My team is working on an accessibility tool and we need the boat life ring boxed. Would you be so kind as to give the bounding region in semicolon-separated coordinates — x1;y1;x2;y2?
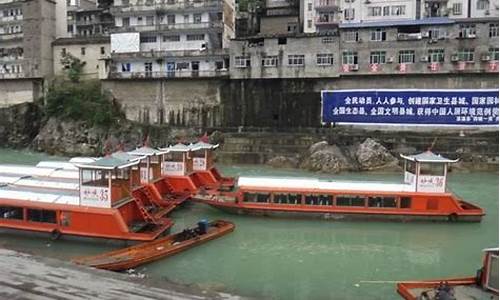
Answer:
50;229;62;241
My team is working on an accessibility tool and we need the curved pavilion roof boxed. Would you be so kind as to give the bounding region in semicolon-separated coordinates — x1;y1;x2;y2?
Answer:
400;151;459;163
128;146;167;156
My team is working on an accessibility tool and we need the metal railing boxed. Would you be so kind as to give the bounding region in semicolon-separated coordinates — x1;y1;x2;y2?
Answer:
111;0;222;14
112;21;222;33
108;69;228;79
0;32;23;41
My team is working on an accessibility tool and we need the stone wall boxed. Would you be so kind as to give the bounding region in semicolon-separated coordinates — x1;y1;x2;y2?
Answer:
0;79;41;108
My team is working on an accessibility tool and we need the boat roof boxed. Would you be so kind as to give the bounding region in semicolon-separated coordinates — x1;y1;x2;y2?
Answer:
69;157;98;164
400;151;459;163
111;151;144;162
128;146;167;156
483;248;499;253
189;142;219;151
74;156;140;170
36;161;78;170
0;165;78;180
0;175;78;191
160;143;191;152
237;177;418;193
0;186;79;205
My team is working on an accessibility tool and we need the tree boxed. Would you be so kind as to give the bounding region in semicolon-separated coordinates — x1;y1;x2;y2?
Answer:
60;52;86;83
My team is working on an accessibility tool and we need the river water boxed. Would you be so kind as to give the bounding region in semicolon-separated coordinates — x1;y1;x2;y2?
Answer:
0;149;497;300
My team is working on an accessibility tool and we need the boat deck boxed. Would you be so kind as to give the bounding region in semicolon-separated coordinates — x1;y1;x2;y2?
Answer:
407;285;498;300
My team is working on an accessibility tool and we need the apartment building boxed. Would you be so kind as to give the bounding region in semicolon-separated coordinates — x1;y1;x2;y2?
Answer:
66;0;114;37
0;0;56;106
260;0;300;35
99;0;235;80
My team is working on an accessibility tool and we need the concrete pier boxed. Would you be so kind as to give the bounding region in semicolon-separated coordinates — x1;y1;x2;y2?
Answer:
0;248;243;300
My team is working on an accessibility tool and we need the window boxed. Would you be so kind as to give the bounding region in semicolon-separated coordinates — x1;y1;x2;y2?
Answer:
187;34;204;41
100;47;105;55
428;49;445;63
429;27;446;39
121;63;131;72
137;16;143;23
486;255;499;291
146;16;154;26
391;5;405;16
67;25;73;33
317;53;334;65
383;6;390;16
234;56;251;68
368;6;382;16
184;14;189;23
144;62;152;75
193;13;202;24
322;37;335;43
307;20;312;28
370;28;386;41
288;55;305;66
490;23;499;37
459;24;476;38
273;193;301;204
336;195;365;206
287;23;298;33
61;48;66;55
308;2;312;11
122;17;130;27
243;193;270;203
344;30;358;42
81;47;85;55
167;14;175;24
370;51;386;64
140;36;157;43
368;196;397;208
305;195;333;205
490;48;499;61
163;35;180;42
457;48;474;62
419;163;445;176
27;209;56;223
278;37;287;45
344;8;355;20
262;55;278;67
0;206;23;220
477;0;489;10
342;51;358;65
452;3;462;16
400;197;412;209
122;0;129;5
399;50;415;63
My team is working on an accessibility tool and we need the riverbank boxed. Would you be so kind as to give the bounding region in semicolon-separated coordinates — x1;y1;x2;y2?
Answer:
0;247;245;300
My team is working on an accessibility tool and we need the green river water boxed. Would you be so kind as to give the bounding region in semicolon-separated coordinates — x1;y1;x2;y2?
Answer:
0;148;498;300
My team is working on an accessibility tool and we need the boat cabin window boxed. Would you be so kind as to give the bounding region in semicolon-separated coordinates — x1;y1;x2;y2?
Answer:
305;195;333;205
243;193;270;203
0;206;23;220
486;254;499;292
368;196;397;208
165;152;183;162
400;197;411;209
27;209;57;224
407;161;416;174
112;169;130;180
81;169;108;187
336;195;365;207
419;163;445;176
273;193;301;204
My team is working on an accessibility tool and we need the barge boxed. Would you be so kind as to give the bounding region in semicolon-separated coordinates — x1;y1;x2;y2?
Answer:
397;248;498;300
194;151;484;222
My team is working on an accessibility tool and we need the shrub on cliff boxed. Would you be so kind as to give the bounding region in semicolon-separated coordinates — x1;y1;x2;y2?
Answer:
44;80;124;128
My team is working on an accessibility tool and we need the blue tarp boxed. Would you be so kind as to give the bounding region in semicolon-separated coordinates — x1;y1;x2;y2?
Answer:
321;89;499;126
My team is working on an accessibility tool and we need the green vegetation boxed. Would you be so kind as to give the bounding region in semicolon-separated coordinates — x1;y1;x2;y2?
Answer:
44;80;124;128
60;52;86;83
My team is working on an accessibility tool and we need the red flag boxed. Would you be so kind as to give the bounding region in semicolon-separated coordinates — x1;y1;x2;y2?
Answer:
200;132;209;143
399;63;407;73
341;64;350;73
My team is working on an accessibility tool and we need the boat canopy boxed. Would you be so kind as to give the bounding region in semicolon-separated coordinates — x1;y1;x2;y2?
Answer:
160;143;191;152
128;146;167;156
74;156;140;170
111;151;145;162
400;151;459;163
189;142;219;151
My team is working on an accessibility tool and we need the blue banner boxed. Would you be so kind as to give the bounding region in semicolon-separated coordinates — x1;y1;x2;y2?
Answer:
321;89;499;126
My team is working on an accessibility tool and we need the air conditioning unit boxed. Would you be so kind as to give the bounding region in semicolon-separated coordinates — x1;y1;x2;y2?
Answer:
485;10;490;15
420;56;429;62
350;64;359;71
451;54;459;62
466;33;476;38
421;31;430;38
387;57;394;63
481;54;491;61
200;43;207;51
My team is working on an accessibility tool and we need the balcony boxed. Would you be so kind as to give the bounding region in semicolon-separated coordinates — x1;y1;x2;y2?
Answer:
0;15;23;24
315;16;340;26
112;21;222;33
397;32;422;41
0;72;25;80
111;0;222;14
110;48;228;59
314;0;340;11
108;69;228;79
0;32;23;41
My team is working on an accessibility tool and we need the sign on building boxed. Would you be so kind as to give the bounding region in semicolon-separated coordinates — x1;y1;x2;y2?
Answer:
111;33;140;53
321;89;499;126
